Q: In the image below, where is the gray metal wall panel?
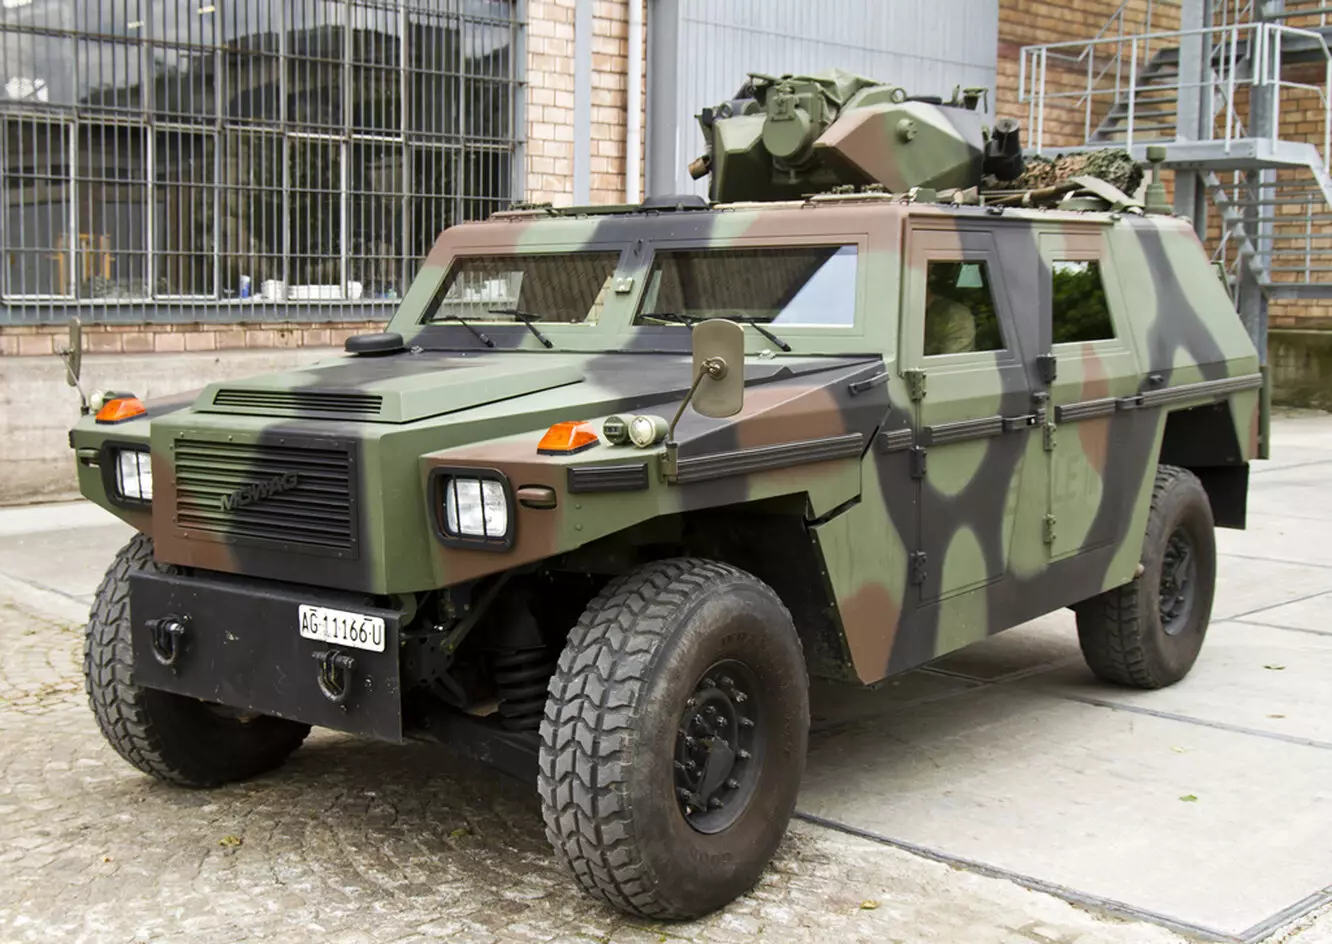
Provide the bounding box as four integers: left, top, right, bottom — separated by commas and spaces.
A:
652, 0, 998, 194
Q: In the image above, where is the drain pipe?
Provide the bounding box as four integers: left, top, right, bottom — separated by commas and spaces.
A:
626, 0, 643, 203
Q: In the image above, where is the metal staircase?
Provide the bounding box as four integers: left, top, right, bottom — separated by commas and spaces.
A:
1020, 0, 1332, 301
1090, 46, 1181, 143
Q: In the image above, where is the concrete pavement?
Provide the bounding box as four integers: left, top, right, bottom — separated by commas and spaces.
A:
2, 412, 1331, 943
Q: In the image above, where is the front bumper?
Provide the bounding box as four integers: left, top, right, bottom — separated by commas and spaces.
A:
130, 569, 405, 741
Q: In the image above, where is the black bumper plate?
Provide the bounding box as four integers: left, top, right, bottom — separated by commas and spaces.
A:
130, 569, 403, 741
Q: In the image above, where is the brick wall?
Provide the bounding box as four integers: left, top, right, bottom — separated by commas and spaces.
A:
0, 322, 385, 358
525, 0, 646, 206
995, 0, 1179, 148
526, 0, 577, 204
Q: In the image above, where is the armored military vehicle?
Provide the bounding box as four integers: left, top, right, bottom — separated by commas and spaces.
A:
69, 69, 1265, 919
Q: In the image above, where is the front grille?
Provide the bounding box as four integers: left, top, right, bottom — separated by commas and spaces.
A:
210, 388, 383, 419
173, 436, 357, 555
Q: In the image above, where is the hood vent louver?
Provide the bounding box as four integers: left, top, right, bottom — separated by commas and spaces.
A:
209, 388, 384, 419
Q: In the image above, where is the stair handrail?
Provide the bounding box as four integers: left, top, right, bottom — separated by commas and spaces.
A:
1020, 21, 1332, 163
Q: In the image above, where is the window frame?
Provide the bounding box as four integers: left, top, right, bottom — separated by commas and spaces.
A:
1037, 230, 1133, 356
1049, 258, 1117, 348
0, 0, 523, 311
902, 227, 1021, 370
632, 241, 863, 331
420, 248, 627, 327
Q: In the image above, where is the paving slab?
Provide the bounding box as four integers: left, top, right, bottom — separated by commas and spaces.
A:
1211, 552, 1332, 621
0, 521, 133, 605
800, 679, 1332, 939
1234, 592, 1332, 636
1026, 619, 1332, 745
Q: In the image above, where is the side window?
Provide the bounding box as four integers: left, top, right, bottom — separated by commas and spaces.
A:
1051, 260, 1115, 344
924, 260, 1004, 356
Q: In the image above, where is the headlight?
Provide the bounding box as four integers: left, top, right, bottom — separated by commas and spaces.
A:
115, 448, 152, 502
628, 414, 669, 448
443, 477, 508, 539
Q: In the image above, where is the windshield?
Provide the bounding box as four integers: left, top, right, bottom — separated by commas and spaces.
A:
423, 251, 621, 324
635, 245, 858, 327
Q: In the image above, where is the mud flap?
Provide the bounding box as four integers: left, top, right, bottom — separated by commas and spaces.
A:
129, 569, 404, 741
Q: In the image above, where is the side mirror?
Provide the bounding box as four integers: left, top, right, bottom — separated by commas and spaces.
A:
690, 318, 746, 418
57, 317, 90, 414
63, 317, 83, 387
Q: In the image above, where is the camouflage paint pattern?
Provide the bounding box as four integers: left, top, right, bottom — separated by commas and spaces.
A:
70, 194, 1262, 691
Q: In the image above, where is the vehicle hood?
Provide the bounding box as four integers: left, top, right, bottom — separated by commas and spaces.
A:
194, 352, 589, 423
190, 351, 875, 425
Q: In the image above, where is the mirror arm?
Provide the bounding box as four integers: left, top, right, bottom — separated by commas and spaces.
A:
662, 356, 728, 482
56, 348, 91, 415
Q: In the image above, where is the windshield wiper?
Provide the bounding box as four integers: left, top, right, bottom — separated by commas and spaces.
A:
641, 311, 791, 352
488, 308, 554, 349
436, 314, 494, 348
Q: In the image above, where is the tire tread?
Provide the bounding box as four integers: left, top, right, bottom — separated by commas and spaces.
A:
84, 534, 308, 787
536, 557, 794, 919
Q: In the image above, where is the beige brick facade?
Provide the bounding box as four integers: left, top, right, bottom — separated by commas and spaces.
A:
524, 0, 646, 206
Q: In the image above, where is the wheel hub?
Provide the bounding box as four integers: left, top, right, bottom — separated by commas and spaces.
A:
1159, 527, 1197, 636
673, 659, 762, 834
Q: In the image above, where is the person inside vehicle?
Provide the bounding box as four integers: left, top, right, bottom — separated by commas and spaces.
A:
923, 263, 977, 355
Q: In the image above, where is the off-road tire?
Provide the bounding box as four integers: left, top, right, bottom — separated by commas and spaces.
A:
1076, 465, 1216, 689
538, 558, 809, 919
84, 533, 310, 787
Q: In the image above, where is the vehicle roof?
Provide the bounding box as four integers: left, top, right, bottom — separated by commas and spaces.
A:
485, 194, 1130, 228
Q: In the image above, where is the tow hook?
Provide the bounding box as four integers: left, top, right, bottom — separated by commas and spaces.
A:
146, 617, 188, 670
313, 649, 356, 707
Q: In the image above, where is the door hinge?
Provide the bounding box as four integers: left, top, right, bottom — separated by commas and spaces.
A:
1037, 353, 1058, 384
1043, 421, 1057, 452
904, 369, 927, 402
909, 551, 928, 585
909, 446, 928, 479
1043, 514, 1057, 545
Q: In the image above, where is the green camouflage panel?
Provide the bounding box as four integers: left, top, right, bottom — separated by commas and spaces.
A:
70, 196, 1261, 689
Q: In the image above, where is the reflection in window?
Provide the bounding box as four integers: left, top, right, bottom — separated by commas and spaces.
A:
4, 121, 72, 297
288, 139, 341, 291
349, 143, 404, 300
1052, 260, 1115, 344
635, 245, 858, 326
76, 126, 148, 299
220, 132, 282, 297
923, 261, 1004, 356
425, 253, 621, 325
155, 132, 214, 296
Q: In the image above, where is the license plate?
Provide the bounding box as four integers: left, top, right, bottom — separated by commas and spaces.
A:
298, 605, 386, 653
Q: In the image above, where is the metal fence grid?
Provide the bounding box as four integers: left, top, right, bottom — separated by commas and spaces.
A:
0, 0, 522, 325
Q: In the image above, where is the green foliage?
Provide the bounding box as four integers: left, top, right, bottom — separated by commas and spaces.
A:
1052, 263, 1114, 344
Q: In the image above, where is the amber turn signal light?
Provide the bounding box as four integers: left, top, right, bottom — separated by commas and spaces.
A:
537, 420, 599, 456
94, 396, 147, 424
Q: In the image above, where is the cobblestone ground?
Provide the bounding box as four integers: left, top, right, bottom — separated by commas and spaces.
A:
0, 596, 1201, 944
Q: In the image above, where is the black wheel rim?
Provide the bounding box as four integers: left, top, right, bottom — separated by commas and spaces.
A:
1159, 526, 1198, 636
673, 659, 764, 834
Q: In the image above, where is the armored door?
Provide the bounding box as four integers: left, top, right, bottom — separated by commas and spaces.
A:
900, 227, 1038, 614
1037, 229, 1142, 561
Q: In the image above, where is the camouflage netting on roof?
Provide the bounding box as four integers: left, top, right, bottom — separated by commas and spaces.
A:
990, 149, 1143, 195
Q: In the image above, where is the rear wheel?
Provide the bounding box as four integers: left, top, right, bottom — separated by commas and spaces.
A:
1076, 465, 1217, 689
84, 534, 310, 787
538, 558, 808, 919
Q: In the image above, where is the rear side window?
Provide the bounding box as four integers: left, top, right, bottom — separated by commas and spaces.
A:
923, 260, 1004, 356
1052, 260, 1114, 343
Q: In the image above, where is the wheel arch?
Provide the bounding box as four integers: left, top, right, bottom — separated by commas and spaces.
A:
1157, 400, 1249, 529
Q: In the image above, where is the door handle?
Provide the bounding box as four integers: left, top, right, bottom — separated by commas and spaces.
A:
1002, 413, 1039, 432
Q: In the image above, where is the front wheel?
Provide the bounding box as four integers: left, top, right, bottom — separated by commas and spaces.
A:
84, 534, 310, 787
538, 558, 809, 919
1075, 465, 1217, 689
